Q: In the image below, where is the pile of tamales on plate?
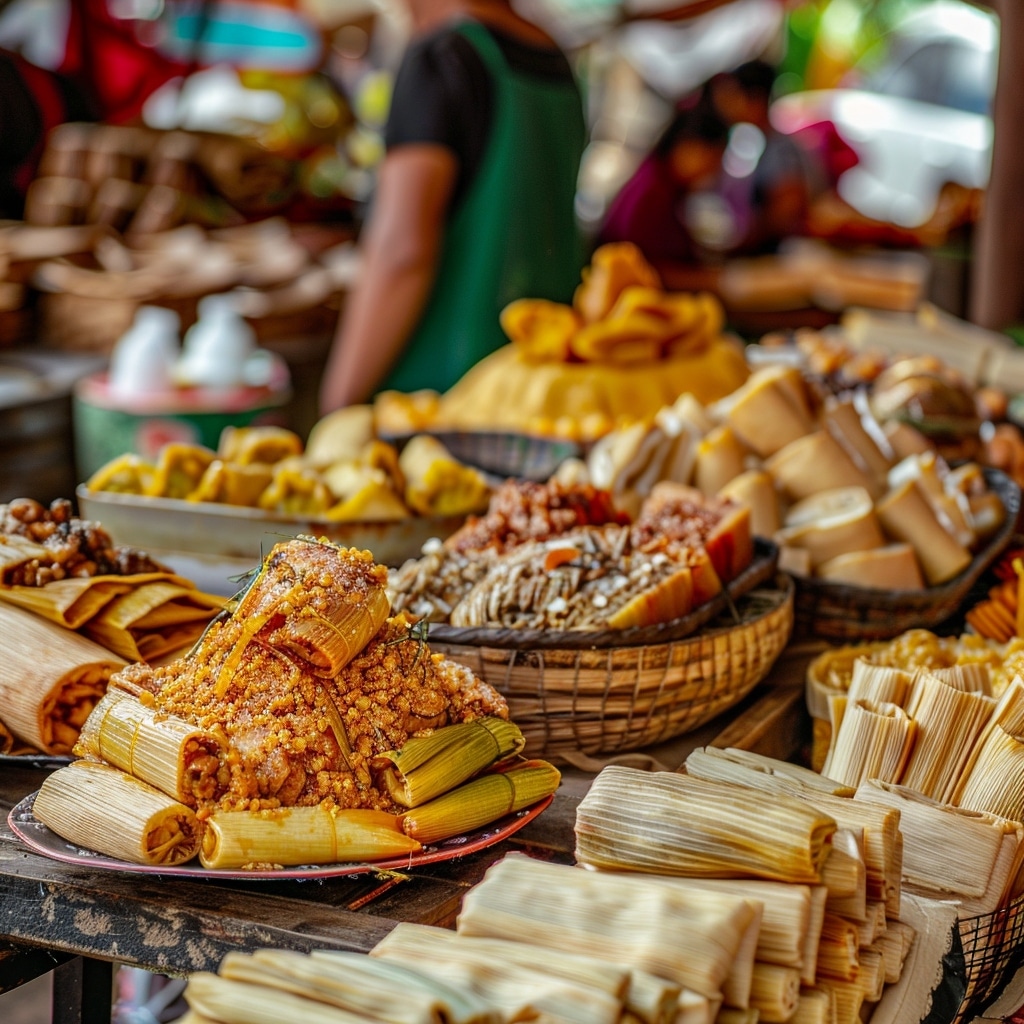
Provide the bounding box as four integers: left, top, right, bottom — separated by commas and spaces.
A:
29, 536, 560, 869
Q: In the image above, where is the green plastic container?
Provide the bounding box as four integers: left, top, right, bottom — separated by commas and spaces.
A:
73, 371, 292, 481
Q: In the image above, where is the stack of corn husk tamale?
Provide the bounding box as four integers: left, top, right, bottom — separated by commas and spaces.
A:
29, 539, 561, 870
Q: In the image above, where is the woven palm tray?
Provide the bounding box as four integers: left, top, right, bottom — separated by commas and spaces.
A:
430, 575, 794, 762
792, 468, 1020, 643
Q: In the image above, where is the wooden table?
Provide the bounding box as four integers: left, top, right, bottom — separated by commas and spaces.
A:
0, 648, 816, 1024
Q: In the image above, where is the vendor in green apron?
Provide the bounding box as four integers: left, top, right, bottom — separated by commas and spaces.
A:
319, 0, 586, 412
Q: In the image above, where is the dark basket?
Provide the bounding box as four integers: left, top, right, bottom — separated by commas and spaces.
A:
953, 892, 1024, 1023
792, 468, 1021, 642
380, 429, 583, 482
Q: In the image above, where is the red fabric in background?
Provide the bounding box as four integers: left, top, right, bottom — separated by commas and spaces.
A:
59, 0, 187, 123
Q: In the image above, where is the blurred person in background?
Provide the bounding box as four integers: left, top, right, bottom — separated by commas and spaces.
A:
706, 57, 818, 255
597, 98, 730, 265
318, 0, 586, 412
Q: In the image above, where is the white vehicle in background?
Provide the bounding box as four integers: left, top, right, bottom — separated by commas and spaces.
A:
771, 0, 998, 228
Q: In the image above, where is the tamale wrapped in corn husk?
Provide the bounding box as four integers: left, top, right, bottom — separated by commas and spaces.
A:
221, 949, 503, 1024
683, 749, 900, 908
74, 688, 224, 806
185, 972, 394, 1024
400, 760, 560, 844
656, 878, 825, 976
749, 962, 801, 1024
815, 978, 862, 1024
83, 579, 227, 661
714, 1010, 758, 1024
372, 717, 525, 808
789, 988, 832, 1024
683, 747, 854, 798
33, 760, 201, 865
815, 914, 860, 982
575, 765, 836, 884
372, 934, 626, 1024
898, 672, 994, 803
858, 948, 886, 1003
200, 805, 421, 869
821, 697, 915, 788
0, 603, 125, 753
823, 829, 867, 924
219, 539, 390, 691
952, 677, 1024, 821
858, 902, 888, 947
848, 661, 912, 708
456, 852, 762, 1006
0, 571, 191, 629
855, 779, 1020, 915
368, 922, 632, 1000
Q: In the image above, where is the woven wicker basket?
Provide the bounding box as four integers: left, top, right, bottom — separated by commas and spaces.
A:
954, 892, 1024, 1023
792, 468, 1020, 642
431, 576, 794, 762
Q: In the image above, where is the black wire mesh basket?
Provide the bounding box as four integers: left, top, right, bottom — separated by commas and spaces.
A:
953, 893, 1024, 1023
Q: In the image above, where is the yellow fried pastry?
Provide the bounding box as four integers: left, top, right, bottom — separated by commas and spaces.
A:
147, 443, 217, 500
86, 453, 156, 495
187, 459, 273, 507
499, 298, 580, 362
217, 425, 303, 466
573, 242, 662, 324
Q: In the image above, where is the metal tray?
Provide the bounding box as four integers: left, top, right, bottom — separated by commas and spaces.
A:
76, 486, 464, 569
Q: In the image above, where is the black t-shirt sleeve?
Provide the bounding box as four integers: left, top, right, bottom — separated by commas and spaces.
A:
384, 29, 492, 206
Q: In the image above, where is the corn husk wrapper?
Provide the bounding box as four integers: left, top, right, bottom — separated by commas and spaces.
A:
821, 696, 916, 788
657, 877, 825, 977
766, 431, 875, 502
33, 760, 201, 865
74, 688, 224, 806
400, 760, 560, 845
823, 828, 867, 924
200, 806, 421, 869
815, 914, 860, 982
953, 677, 1024, 821
82, 579, 227, 662
684, 747, 854, 798
0, 571, 196, 630
575, 765, 836, 884
0, 603, 125, 753
219, 948, 503, 1024
370, 926, 625, 1024
457, 852, 761, 1006
372, 717, 525, 808
371, 922, 632, 1000
0, 533, 52, 585
683, 751, 901, 909
748, 962, 801, 1024
185, 972, 396, 1024
214, 539, 390, 695
789, 988, 833, 1024
898, 672, 995, 803
815, 978, 863, 1024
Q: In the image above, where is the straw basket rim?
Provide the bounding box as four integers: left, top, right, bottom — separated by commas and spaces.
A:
424, 538, 779, 650
432, 575, 795, 761
792, 467, 1020, 642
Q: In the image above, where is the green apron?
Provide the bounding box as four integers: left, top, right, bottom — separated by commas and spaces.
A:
379, 19, 586, 395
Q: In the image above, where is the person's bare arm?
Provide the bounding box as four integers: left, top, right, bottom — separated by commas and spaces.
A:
319, 144, 457, 413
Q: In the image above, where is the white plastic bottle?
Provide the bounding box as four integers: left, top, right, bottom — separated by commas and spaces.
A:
108, 305, 181, 399
175, 293, 257, 390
